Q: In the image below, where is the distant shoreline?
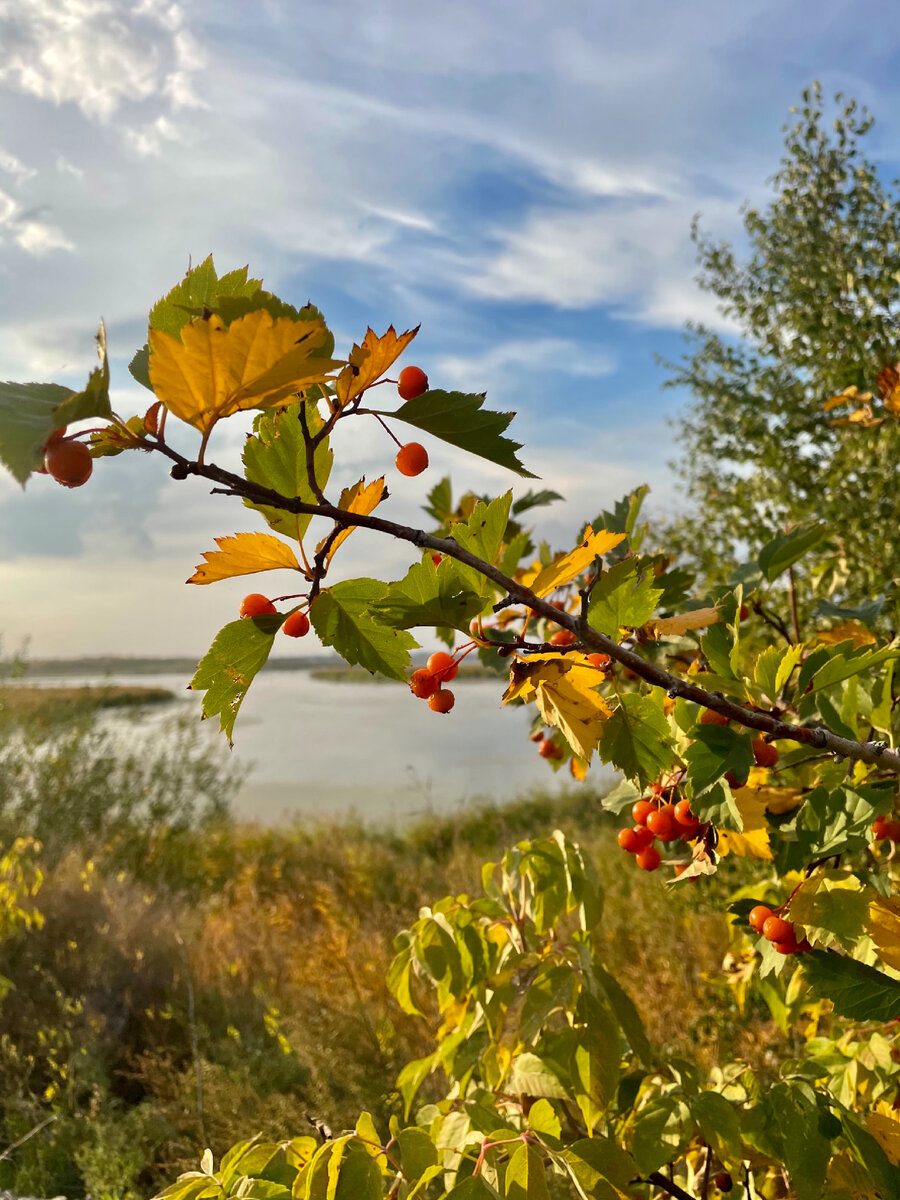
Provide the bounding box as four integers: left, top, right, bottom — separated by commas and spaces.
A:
1, 654, 328, 678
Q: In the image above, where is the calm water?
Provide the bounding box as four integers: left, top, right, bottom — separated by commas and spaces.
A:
25, 671, 610, 824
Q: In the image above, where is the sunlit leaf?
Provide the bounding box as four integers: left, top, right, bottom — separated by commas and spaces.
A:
336, 325, 418, 407
317, 477, 386, 565
310, 578, 416, 680
645, 606, 719, 638
868, 897, 900, 972
503, 659, 611, 761
190, 615, 280, 744
524, 527, 625, 598
187, 532, 301, 584
801, 951, 900, 1022
242, 405, 332, 542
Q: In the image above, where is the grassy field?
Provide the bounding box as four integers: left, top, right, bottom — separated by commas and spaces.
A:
0, 683, 175, 723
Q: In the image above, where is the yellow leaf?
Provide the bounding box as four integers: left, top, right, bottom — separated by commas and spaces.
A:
813, 620, 877, 648
753, 786, 804, 815
524, 527, 625, 598
824, 385, 872, 411
316, 477, 386, 566
188, 532, 300, 584
335, 325, 419, 407
503, 658, 610, 761
646, 606, 720, 638
149, 310, 341, 434
877, 364, 900, 416
569, 756, 588, 782
868, 897, 900, 972
868, 1104, 900, 1166
717, 786, 773, 859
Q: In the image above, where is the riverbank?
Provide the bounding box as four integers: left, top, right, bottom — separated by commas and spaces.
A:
0, 684, 175, 722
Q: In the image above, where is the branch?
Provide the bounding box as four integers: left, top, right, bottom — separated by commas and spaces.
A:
162, 445, 900, 775
646, 1170, 696, 1200
297, 403, 328, 505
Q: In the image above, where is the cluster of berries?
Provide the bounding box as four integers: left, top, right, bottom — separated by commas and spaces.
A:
617, 785, 703, 873
701, 709, 780, 772
37, 427, 93, 488
872, 815, 900, 842
408, 651, 460, 713
240, 594, 310, 638
748, 904, 810, 956
394, 367, 430, 478
530, 730, 564, 761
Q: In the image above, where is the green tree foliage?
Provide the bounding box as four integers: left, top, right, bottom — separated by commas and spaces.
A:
666, 83, 900, 605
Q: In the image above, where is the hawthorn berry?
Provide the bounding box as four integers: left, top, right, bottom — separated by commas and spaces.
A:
46, 426, 67, 444
586, 653, 611, 669
631, 826, 656, 852
748, 905, 774, 933
410, 669, 438, 699
429, 688, 455, 713
713, 1173, 733, 1194
674, 799, 695, 825
539, 738, 559, 759
752, 738, 779, 768
725, 771, 747, 789
240, 594, 277, 618
44, 439, 93, 488
397, 365, 429, 400
617, 828, 642, 853
647, 804, 677, 841
549, 630, 577, 647
872, 816, 900, 841
762, 915, 794, 943
282, 610, 311, 638
636, 845, 661, 871
632, 799, 655, 826
426, 651, 459, 682
700, 708, 730, 726
396, 442, 429, 476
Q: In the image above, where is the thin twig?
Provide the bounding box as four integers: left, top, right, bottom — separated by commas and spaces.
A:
646, 1170, 695, 1200
0, 1115, 57, 1164
787, 565, 802, 644
297, 403, 328, 505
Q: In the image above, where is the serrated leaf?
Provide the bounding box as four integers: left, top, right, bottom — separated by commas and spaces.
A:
336, 325, 418, 406
524, 528, 625, 599
684, 725, 754, 802
690, 1092, 742, 1164
242, 406, 332, 542
149, 311, 340, 434
310, 578, 416, 680
645, 606, 719, 638
505, 1143, 550, 1200
371, 558, 483, 631
190, 616, 280, 743
868, 897, 900, 971
385, 389, 536, 477
596, 692, 674, 789
149, 256, 262, 339
757, 523, 827, 581
503, 659, 611, 761
588, 560, 663, 637
451, 492, 513, 598
129, 343, 153, 390
506, 1052, 568, 1098
317, 477, 386, 565
785, 872, 870, 950
188, 532, 301, 584
561, 1138, 636, 1200
801, 950, 900, 1021
53, 321, 112, 426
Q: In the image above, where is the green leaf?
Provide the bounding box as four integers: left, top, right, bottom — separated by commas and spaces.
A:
53, 322, 112, 426
630, 1095, 691, 1174
396, 1128, 438, 1190
384, 390, 536, 478
242, 406, 332, 543
371, 558, 484, 632
526, 1100, 561, 1144
801, 950, 900, 1021
504, 1143, 550, 1200
591, 964, 652, 1066
450, 493, 513, 599
806, 642, 900, 693
190, 615, 280, 743
310, 579, 417, 680
149, 256, 262, 339
506, 1052, 568, 1099
561, 1139, 637, 1200
689, 1091, 742, 1164
519, 966, 577, 1044
597, 692, 674, 789
396, 1053, 436, 1118
754, 643, 803, 701
587, 560, 663, 637
758, 523, 828, 581
688, 780, 741, 832
129, 343, 152, 391
443, 1178, 500, 1200
684, 726, 754, 802
512, 488, 563, 516
768, 1083, 829, 1200
306, 1139, 382, 1200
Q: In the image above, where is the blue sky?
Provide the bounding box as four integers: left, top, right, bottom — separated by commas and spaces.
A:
1, 0, 899, 657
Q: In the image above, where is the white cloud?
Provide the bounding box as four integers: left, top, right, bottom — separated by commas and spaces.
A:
437, 338, 616, 394
0, 147, 36, 184
0, 186, 72, 256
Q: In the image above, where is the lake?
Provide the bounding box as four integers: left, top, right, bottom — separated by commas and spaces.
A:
26, 669, 611, 824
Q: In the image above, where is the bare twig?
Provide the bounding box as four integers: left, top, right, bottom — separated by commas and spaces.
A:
0, 1115, 57, 1164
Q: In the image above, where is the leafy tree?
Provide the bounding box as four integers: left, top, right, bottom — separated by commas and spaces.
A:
7, 255, 900, 1194
665, 82, 900, 608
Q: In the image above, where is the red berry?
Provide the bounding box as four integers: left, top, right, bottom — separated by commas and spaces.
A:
632, 799, 655, 826
774, 937, 800, 955
410, 669, 438, 699
725, 771, 747, 789
873, 816, 891, 841
429, 688, 455, 713
618, 828, 642, 853
762, 916, 794, 943
549, 630, 577, 647
636, 846, 661, 872
397, 365, 429, 400
632, 826, 656, 852
646, 804, 677, 841
529, 729, 545, 743
674, 800, 695, 825
748, 905, 774, 933
396, 442, 429, 476
240, 593, 277, 618
539, 738, 558, 759
713, 1174, 733, 1194
44, 439, 92, 488
752, 738, 779, 768
700, 708, 730, 726
426, 651, 459, 682
586, 653, 611, 669
886, 820, 900, 842
46, 426, 67, 444
282, 610, 310, 638
739, 605, 750, 621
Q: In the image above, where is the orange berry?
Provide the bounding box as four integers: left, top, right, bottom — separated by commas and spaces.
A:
647, 804, 677, 841
240, 593, 277, 618
674, 799, 694, 824
586, 653, 611, 669
748, 905, 773, 933
44, 439, 93, 488
632, 800, 654, 826
539, 738, 558, 759
144, 401, 162, 435
396, 441, 429, 476
529, 729, 545, 743
397, 365, 429, 400
45, 426, 67, 444
774, 937, 800, 955
762, 916, 794, 943
282, 610, 310, 638
700, 708, 730, 726
549, 629, 577, 647
426, 651, 459, 682
632, 826, 656, 852
752, 738, 779, 768
618, 828, 642, 853
410, 668, 438, 699
636, 845, 661, 871
429, 688, 455, 714
873, 816, 891, 841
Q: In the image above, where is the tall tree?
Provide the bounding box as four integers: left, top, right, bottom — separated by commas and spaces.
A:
665, 83, 900, 606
